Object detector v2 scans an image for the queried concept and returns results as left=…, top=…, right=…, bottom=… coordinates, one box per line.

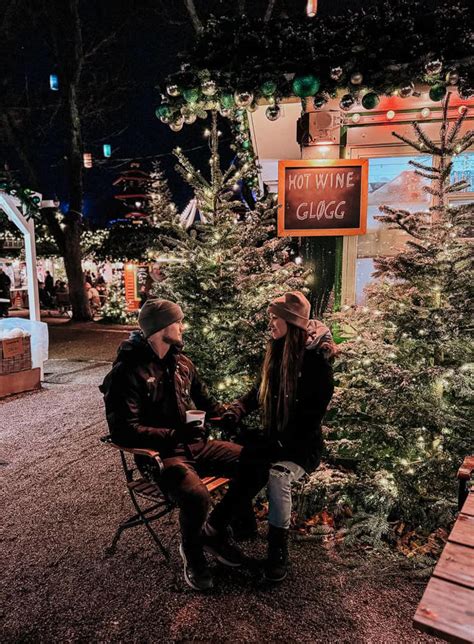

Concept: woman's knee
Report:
left=267, top=464, right=292, bottom=499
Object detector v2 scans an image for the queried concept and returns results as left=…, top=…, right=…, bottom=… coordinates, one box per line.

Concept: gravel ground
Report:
left=0, top=324, right=436, bottom=643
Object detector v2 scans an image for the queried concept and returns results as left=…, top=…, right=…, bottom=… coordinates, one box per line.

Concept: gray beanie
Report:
left=138, top=298, right=184, bottom=338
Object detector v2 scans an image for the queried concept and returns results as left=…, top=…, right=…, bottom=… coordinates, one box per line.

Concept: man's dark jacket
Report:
left=100, top=331, right=223, bottom=455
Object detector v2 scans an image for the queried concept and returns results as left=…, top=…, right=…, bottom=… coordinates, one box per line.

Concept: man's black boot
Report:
left=264, top=525, right=289, bottom=582
left=202, top=522, right=244, bottom=567
left=179, top=543, right=214, bottom=591
left=230, top=500, right=259, bottom=541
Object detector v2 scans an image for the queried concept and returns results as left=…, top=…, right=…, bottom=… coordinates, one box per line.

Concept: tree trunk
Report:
left=59, top=0, right=91, bottom=321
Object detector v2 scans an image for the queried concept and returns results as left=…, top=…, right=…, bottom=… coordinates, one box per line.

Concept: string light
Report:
left=386, top=110, right=396, bottom=120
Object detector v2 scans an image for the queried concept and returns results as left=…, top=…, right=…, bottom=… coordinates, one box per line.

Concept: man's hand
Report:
left=173, top=420, right=205, bottom=444
left=219, top=411, right=239, bottom=437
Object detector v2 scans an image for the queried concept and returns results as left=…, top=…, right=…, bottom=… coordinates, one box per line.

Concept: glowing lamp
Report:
left=306, top=0, right=318, bottom=17
left=386, top=110, right=395, bottom=121
left=83, top=153, right=92, bottom=168
left=103, top=144, right=112, bottom=158
left=49, top=74, right=59, bottom=91
left=421, top=107, right=431, bottom=118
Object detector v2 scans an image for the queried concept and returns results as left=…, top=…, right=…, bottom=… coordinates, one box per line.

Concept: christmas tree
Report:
left=152, top=112, right=308, bottom=397
left=100, top=274, right=138, bottom=325
left=320, top=96, right=473, bottom=544
left=149, top=160, right=177, bottom=224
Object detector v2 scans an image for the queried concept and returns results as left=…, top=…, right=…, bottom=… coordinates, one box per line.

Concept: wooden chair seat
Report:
left=101, top=434, right=229, bottom=559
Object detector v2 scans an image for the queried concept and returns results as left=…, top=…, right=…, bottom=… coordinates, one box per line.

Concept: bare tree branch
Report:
left=183, top=0, right=203, bottom=34
left=264, top=0, right=277, bottom=23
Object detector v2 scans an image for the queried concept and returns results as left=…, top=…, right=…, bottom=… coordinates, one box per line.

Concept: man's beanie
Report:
left=138, top=298, right=184, bottom=338
left=268, top=291, right=311, bottom=330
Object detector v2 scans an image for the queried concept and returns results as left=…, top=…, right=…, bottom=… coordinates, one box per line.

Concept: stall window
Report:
left=355, top=155, right=432, bottom=304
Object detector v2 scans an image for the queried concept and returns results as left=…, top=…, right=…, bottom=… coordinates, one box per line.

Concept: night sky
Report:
left=1, top=0, right=381, bottom=226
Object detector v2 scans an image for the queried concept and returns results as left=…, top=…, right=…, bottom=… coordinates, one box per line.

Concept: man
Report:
left=0, top=267, right=11, bottom=317
left=101, top=298, right=268, bottom=591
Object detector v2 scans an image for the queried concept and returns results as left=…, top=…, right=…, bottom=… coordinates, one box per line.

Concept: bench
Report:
left=100, top=435, right=229, bottom=560
left=413, top=456, right=474, bottom=643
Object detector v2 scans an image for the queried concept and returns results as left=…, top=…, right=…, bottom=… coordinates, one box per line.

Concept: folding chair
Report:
left=100, top=435, right=230, bottom=560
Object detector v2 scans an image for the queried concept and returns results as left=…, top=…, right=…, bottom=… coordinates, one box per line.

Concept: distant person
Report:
left=44, top=271, right=54, bottom=297
left=85, top=282, right=101, bottom=313
left=0, top=267, right=11, bottom=317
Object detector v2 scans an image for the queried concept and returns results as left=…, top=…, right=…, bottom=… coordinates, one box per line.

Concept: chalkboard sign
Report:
left=278, top=159, right=368, bottom=237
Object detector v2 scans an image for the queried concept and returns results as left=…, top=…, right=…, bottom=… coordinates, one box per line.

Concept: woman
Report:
left=222, top=291, right=335, bottom=582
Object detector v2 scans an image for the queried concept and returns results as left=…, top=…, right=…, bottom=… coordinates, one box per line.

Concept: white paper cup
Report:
left=185, top=409, right=206, bottom=428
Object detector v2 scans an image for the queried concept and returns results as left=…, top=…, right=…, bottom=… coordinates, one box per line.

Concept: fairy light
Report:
left=386, top=110, right=396, bottom=121
left=421, top=107, right=431, bottom=118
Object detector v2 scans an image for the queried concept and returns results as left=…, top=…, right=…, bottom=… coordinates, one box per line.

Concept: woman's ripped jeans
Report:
left=267, top=460, right=306, bottom=529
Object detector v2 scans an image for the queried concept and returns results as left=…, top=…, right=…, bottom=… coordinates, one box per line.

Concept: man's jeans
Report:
left=267, top=460, right=306, bottom=529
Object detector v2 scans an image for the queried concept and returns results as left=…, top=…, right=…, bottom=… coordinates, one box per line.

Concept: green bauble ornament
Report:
left=155, top=105, right=171, bottom=121
left=361, top=92, right=380, bottom=110
left=242, top=139, right=251, bottom=150
left=220, top=92, right=234, bottom=109
left=429, top=84, right=447, bottom=102
left=183, top=87, right=200, bottom=103
left=292, top=75, right=320, bottom=98
left=261, top=80, right=277, bottom=97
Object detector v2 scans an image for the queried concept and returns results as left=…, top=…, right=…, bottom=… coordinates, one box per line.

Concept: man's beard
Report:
left=162, top=334, right=184, bottom=349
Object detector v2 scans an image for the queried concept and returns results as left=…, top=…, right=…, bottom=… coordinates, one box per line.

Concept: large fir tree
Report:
left=152, top=112, right=309, bottom=397
left=322, top=96, right=473, bottom=542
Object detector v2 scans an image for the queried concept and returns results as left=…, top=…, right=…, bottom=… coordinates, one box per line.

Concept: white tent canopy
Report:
left=0, top=191, right=41, bottom=320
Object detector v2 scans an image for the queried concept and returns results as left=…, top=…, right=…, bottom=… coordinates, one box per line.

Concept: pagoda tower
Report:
left=113, top=161, right=151, bottom=223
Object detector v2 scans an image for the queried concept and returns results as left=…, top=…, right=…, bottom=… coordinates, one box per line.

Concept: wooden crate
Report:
left=0, top=336, right=32, bottom=374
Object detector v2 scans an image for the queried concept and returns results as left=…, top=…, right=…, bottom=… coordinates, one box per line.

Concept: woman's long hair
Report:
left=259, top=324, right=307, bottom=433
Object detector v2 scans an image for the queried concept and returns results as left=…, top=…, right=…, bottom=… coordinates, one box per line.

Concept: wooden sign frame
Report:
left=277, top=159, right=368, bottom=237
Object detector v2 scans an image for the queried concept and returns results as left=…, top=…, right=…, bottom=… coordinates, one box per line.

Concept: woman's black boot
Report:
left=264, top=525, right=289, bottom=582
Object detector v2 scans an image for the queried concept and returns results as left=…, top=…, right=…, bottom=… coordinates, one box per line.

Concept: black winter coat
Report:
left=100, top=331, right=223, bottom=456
left=229, top=343, right=334, bottom=473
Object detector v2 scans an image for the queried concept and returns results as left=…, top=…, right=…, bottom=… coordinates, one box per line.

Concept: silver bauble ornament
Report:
left=446, top=70, right=459, bottom=85
left=459, top=85, right=473, bottom=100
left=247, top=102, right=258, bottom=113
left=330, top=66, right=343, bottom=81
left=219, top=107, right=232, bottom=118
left=399, top=82, right=415, bottom=98
left=166, top=84, right=181, bottom=97
left=160, top=114, right=171, bottom=124
left=201, top=79, right=217, bottom=96
left=313, top=93, right=328, bottom=109
left=170, top=121, right=183, bottom=132
left=339, top=93, right=355, bottom=111
left=350, top=72, right=363, bottom=85
left=184, top=113, right=197, bottom=125
left=265, top=105, right=281, bottom=121
left=234, top=90, right=254, bottom=108
left=425, top=60, right=443, bottom=76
